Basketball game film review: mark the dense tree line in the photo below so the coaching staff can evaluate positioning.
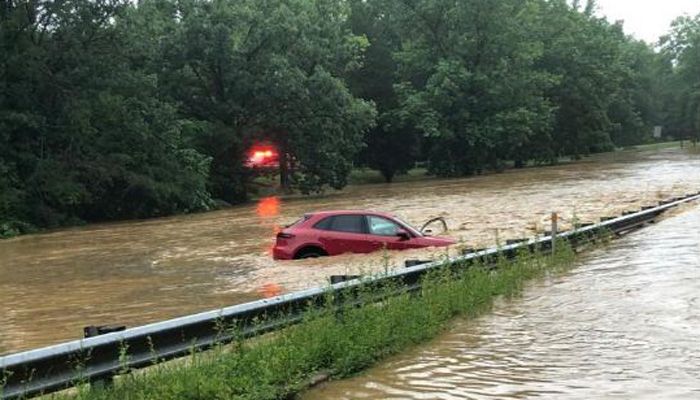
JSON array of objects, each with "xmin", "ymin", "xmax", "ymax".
[
  {"xmin": 1, "ymin": 0, "xmax": 698, "ymax": 236},
  {"xmin": 660, "ymin": 15, "xmax": 700, "ymax": 143}
]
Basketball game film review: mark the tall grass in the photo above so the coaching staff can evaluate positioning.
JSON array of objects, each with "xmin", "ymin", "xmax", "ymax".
[{"xmin": 51, "ymin": 245, "xmax": 576, "ymax": 400}]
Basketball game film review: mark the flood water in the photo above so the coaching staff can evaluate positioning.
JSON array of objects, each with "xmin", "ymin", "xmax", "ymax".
[
  {"xmin": 303, "ymin": 203, "xmax": 700, "ymax": 400},
  {"xmin": 1, "ymin": 147, "xmax": 700, "ymax": 354}
]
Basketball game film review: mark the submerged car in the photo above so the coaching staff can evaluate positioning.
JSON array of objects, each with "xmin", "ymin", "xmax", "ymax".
[{"xmin": 273, "ymin": 210, "xmax": 456, "ymax": 260}]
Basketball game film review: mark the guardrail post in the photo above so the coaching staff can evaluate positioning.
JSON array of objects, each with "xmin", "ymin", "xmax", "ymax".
[
  {"xmin": 551, "ymin": 212, "xmax": 558, "ymax": 255},
  {"xmin": 329, "ymin": 275, "xmax": 360, "ymax": 284},
  {"xmin": 83, "ymin": 325, "xmax": 126, "ymax": 389},
  {"xmin": 328, "ymin": 276, "xmax": 361, "ymax": 322},
  {"xmin": 404, "ymin": 260, "xmax": 430, "ymax": 268}
]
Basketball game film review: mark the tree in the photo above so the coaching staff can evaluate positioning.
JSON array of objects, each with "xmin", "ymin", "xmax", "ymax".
[
  {"xmin": 0, "ymin": 0, "xmax": 687, "ymax": 236},
  {"xmin": 607, "ymin": 39, "xmax": 660, "ymax": 146},
  {"xmin": 0, "ymin": 0, "xmax": 211, "ymax": 231},
  {"xmin": 150, "ymin": 0, "xmax": 375, "ymax": 196},
  {"xmin": 388, "ymin": 0, "xmax": 556, "ymax": 176},
  {"xmin": 660, "ymin": 14, "xmax": 700, "ymax": 142},
  {"xmin": 347, "ymin": 0, "xmax": 418, "ymax": 182},
  {"xmin": 535, "ymin": 1, "xmax": 621, "ymax": 156}
]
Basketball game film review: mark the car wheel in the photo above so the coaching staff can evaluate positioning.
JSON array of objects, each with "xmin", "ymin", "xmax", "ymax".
[
  {"xmin": 294, "ymin": 246, "xmax": 328, "ymax": 259},
  {"xmin": 298, "ymin": 251, "xmax": 322, "ymax": 259}
]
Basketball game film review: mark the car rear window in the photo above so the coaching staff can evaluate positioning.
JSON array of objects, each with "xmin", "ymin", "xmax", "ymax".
[
  {"xmin": 314, "ymin": 215, "xmax": 365, "ymax": 233},
  {"xmin": 287, "ymin": 214, "xmax": 312, "ymax": 228}
]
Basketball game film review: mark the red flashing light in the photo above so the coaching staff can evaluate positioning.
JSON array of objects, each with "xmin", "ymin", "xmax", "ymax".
[{"xmin": 246, "ymin": 145, "xmax": 279, "ymax": 168}]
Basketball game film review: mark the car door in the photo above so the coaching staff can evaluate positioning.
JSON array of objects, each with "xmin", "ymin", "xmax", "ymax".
[
  {"xmin": 366, "ymin": 215, "xmax": 419, "ymax": 250},
  {"xmin": 315, "ymin": 215, "xmax": 379, "ymax": 255}
]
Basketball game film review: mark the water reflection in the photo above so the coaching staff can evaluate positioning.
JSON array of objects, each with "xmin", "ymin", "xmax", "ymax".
[
  {"xmin": 256, "ymin": 196, "xmax": 280, "ymax": 218},
  {"xmin": 303, "ymin": 205, "xmax": 700, "ymax": 400},
  {"xmin": 256, "ymin": 196, "xmax": 282, "ymax": 256},
  {"xmin": 258, "ymin": 282, "xmax": 284, "ymax": 298},
  {"xmin": 1, "ymin": 148, "xmax": 700, "ymax": 354}
]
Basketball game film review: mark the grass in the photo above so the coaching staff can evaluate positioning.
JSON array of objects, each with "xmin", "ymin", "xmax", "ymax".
[
  {"xmin": 347, "ymin": 168, "xmax": 430, "ymax": 185},
  {"xmin": 45, "ymin": 243, "xmax": 578, "ymax": 400}
]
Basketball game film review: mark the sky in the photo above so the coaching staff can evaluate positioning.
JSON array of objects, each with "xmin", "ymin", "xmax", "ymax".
[{"xmin": 595, "ymin": 0, "xmax": 700, "ymax": 44}]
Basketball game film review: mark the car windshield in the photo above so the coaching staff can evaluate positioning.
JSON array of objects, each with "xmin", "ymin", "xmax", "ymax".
[
  {"xmin": 392, "ymin": 216, "xmax": 422, "ymax": 237},
  {"xmin": 368, "ymin": 216, "xmax": 400, "ymax": 236}
]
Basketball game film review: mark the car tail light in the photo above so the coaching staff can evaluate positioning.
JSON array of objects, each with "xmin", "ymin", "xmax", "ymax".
[{"xmin": 276, "ymin": 232, "xmax": 295, "ymax": 240}]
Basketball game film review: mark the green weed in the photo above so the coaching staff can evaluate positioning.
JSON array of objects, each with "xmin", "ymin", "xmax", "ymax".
[{"xmin": 49, "ymin": 245, "xmax": 576, "ymax": 400}]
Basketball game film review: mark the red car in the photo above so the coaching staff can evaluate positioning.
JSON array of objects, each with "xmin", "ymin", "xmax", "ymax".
[{"xmin": 273, "ymin": 210, "xmax": 456, "ymax": 260}]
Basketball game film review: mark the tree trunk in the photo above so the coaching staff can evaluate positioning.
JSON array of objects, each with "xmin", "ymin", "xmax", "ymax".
[
  {"xmin": 279, "ymin": 150, "xmax": 291, "ymax": 192},
  {"xmin": 380, "ymin": 168, "xmax": 395, "ymax": 183}
]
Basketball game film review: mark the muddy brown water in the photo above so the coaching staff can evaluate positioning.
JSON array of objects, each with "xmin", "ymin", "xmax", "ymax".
[
  {"xmin": 1, "ymin": 147, "xmax": 700, "ymax": 354},
  {"xmin": 302, "ymin": 202, "xmax": 700, "ymax": 400}
]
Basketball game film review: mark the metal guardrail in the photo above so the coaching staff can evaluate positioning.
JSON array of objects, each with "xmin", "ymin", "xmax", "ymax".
[{"xmin": 2, "ymin": 192, "xmax": 699, "ymax": 399}]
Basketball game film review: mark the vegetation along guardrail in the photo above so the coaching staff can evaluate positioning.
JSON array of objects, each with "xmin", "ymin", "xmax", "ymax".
[{"xmin": 2, "ymin": 191, "xmax": 700, "ymax": 399}]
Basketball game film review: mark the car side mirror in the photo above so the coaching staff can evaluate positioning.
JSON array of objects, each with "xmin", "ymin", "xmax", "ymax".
[{"xmin": 396, "ymin": 229, "xmax": 411, "ymax": 241}]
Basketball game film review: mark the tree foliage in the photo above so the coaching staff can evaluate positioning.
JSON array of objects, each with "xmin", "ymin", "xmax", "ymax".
[
  {"xmin": 0, "ymin": 0, "xmax": 374, "ymax": 234},
  {"xmin": 344, "ymin": 0, "xmax": 675, "ymax": 181},
  {"xmin": 0, "ymin": 0, "xmax": 212, "ymax": 235},
  {"xmin": 1, "ymin": 0, "xmax": 696, "ymax": 234},
  {"xmin": 660, "ymin": 14, "xmax": 700, "ymax": 141},
  {"xmin": 387, "ymin": 0, "xmax": 557, "ymax": 175}
]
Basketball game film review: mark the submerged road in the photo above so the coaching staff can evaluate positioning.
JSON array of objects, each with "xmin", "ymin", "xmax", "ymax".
[
  {"xmin": 1, "ymin": 147, "xmax": 700, "ymax": 354},
  {"xmin": 304, "ymin": 204, "xmax": 700, "ymax": 399}
]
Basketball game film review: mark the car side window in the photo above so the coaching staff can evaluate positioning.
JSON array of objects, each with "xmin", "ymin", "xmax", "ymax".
[
  {"xmin": 367, "ymin": 216, "xmax": 401, "ymax": 237},
  {"xmin": 331, "ymin": 215, "xmax": 365, "ymax": 233},
  {"xmin": 314, "ymin": 217, "xmax": 333, "ymax": 230},
  {"xmin": 314, "ymin": 215, "xmax": 365, "ymax": 234}
]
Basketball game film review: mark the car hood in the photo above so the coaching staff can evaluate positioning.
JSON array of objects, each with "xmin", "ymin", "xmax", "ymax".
[{"xmin": 420, "ymin": 235, "xmax": 456, "ymax": 245}]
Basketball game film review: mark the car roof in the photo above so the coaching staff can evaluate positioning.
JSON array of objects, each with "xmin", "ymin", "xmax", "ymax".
[{"xmin": 309, "ymin": 210, "xmax": 394, "ymax": 218}]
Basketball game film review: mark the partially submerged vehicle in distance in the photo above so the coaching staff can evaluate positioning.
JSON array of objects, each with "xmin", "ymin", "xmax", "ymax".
[{"xmin": 273, "ymin": 210, "xmax": 455, "ymax": 260}]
